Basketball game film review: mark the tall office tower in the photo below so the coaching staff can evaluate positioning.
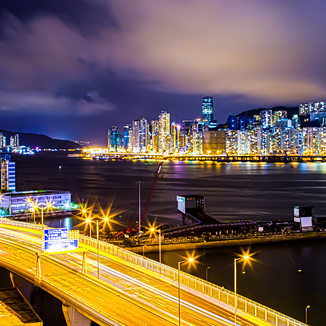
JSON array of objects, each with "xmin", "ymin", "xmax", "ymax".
[
  {"xmin": 123, "ymin": 124, "xmax": 131, "ymax": 150},
  {"xmin": 10, "ymin": 136, "xmax": 15, "ymax": 148},
  {"xmin": 14, "ymin": 134, "xmax": 19, "ymax": 148},
  {"xmin": 0, "ymin": 155, "xmax": 15, "ymax": 192},
  {"xmin": 108, "ymin": 126, "xmax": 121, "ymax": 152},
  {"xmin": 132, "ymin": 120, "xmax": 140, "ymax": 153},
  {"xmin": 202, "ymin": 96, "xmax": 214, "ymax": 125},
  {"xmin": 139, "ymin": 118, "xmax": 148, "ymax": 152},
  {"xmin": 260, "ymin": 110, "xmax": 272, "ymax": 129},
  {"xmin": 158, "ymin": 111, "xmax": 170, "ymax": 153}
]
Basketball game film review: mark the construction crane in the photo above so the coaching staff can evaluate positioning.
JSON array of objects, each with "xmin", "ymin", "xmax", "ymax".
[
  {"xmin": 140, "ymin": 161, "xmax": 163, "ymax": 225},
  {"xmin": 122, "ymin": 162, "xmax": 163, "ymax": 237}
]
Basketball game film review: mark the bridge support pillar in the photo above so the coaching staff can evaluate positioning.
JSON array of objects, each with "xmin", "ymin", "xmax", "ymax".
[
  {"xmin": 10, "ymin": 272, "xmax": 34, "ymax": 302},
  {"xmin": 62, "ymin": 304, "xmax": 92, "ymax": 326}
]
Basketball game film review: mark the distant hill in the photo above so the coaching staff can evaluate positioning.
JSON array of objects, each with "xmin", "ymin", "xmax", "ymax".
[
  {"xmin": 236, "ymin": 106, "xmax": 299, "ymax": 119},
  {"xmin": 0, "ymin": 130, "xmax": 81, "ymax": 149}
]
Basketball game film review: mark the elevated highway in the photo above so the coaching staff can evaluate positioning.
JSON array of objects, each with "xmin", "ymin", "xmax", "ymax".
[{"xmin": 0, "ymin": 218, "xmax": 305, "ymax": 326}]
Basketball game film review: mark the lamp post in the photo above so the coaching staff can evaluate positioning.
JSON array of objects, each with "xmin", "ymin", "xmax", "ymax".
[
  {"xmin": 158, "ymin": 228, "xmax": 162, "ymax": 264},
  {"xmin": 97, "ymin": 220, "xmax": 100, "ymax": 279},
  {"xmin": 86, "ymin": 216, "xmax": 92, "ymax": 238},
  {"xmin": 136, "ymin": 181, "xmax": 141, "ymax": 235},
  {"xmin": 41, "ymin": 206, "xmax": 44, "ymax": 228},
  {"xmin": 150, "ymin": 228, "xmax": 162, "ymax": 263},
  {"xmin": 33, "ymin": 204, "xmax": 37, "ymax": 224},
  {"xmin": 178, "ymin": 258, "xmax": 194, "ymax": 326},
  {"xmin": 206, "ymin": 266, "xmax": 210, "ymax": 281},
  {"xmin": 305, "ymin": 305, "xmax": 310, "ymax": 325},
  {"xmin": 234, "ymin": 255, "xmax": 250, "ymax": 326}
]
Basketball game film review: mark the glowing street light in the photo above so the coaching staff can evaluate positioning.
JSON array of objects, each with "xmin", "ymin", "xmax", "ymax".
[
  {"xmin": 86, "ymin": 216, "xmax": 92, "ymax": 238},
  {"xmin": 234, "ymin": 255, "xmax": 250, "ymax": 326},
  {"xmin": 178, "ymin": 257, "xmax": 195, "ymax": 326},
  {"xmin": 206, "ymin": 266, "xmax": 210, "ymax": 282},
  {"xmin": 306, "ymin": 305, "xmax": 310, "ymax": 325},
  {"xmin": 32, "ymin": 204, "xmax": 38, "ymax": 224},
  {"xmin": 149, "ymin": 227, "xmax": 162, "ymax": 263}
]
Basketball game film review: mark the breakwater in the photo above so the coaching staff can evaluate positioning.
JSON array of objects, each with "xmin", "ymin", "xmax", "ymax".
[{"xmin": 126, "ymin": 231, "xmax": 326, "ymax": 253}]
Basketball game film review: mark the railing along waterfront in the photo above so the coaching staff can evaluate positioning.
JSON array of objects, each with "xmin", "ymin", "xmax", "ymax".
[
  {"xmin": 80, "ymin": 235, "xmax": 305, "ymax": 326},
  {"xmin": 0, "ymin": 218, "xmax": 305, "ymax": 326}
]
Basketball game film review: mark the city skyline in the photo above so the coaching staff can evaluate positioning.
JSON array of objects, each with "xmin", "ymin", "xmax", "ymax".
[{"xmin": 1, "ymin": 1, "xmax": 326, "ymax": 146}]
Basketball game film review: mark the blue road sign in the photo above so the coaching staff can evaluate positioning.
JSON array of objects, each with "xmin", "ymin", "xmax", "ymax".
[{"xmin": 43, "ymin": 228, "xmax": 78, "ymax": 252}]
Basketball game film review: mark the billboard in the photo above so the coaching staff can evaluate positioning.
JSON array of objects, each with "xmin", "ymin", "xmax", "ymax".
[
  {"xmin": 43, "ymin": 228, "xmax": 79, "ymax": 252},
  {"xmin": 177, "ymin": 196, "xmax": 185, "ymax": 214}
]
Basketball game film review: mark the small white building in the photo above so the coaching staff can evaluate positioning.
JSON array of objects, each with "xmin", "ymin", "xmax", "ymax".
[
  {"xmin": 293, "ymin": 205, "xmax": 313, "ymax": 232},
  {"xmin": 0, "ymin": 190, "xmax": 71, "ymax": 215}
]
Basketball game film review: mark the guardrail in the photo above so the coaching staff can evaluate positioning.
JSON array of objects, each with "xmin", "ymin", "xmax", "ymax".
[
  {"xmin": 0, "ymin": 218, "xmax": 306, "ymax": 326},
  {"xmin": 79, "ymin": 235, "xmax": 305, "ymax": 326},
  {"xmin": 0, "ymin": 217, "xmax": 45, "ymax": 231}
]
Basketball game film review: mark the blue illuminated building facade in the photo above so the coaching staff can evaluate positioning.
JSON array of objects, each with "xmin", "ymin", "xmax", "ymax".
[
  {"xmin": 123, "ymin": 124, "xmax": 131, "ymax": 150},
  {"xmin": 108, "ymin": 126, "xmax": 121, "ymax": 152},
  {"xmin": 202, "ymin": 96, "xmax": 214, "ymax": 125}
]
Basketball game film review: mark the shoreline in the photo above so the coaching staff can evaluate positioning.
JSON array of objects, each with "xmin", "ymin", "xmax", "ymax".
[{"xmin": 125, "ymin": 231, "xmax": 326, "ymax": 253}]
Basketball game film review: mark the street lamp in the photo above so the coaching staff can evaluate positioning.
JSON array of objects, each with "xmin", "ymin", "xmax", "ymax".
[
  {"xmin": 206, "ymin": 266, "xmax": 210, "ymax": 281},
  {"xmin": 96, "ymin": 220, "xmax": 100, "ymax": 279},
  {"xmin": 178, "ymin": 257, "xmax": 195, "ymax": 326},
  {"xmin": 33, "ymin": 204, "xmax": 38, "ymax": 224},
  {"xmin": 305, "ymin": 305, "xmax": 310, "ymax": 325},
  {"xmin": 86, "ymin": 216, "xmax": 92, "ymax": 237},
  {"xmin": 234, "ymin": 255, "xmax": 250, "ymax": 326},
  {"xmin": 150, "ymin": 227, "xmax": 162, "ymax": 263}
]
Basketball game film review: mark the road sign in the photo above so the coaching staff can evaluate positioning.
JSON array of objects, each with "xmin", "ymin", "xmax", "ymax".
[{"xmin": 43, "ymin": 228, "xmax": 79, "ymax": 252}]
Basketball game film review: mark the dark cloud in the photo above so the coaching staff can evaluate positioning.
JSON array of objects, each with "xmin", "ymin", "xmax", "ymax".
[{"xmin": 0, "ymin": 0, "xmax": 118, "ymax": 37}]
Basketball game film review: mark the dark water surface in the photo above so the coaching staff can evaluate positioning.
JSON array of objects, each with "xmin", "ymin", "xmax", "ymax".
[{"xmin": 2, "ymin": 153, "xmax": 326, "ymax": 325}]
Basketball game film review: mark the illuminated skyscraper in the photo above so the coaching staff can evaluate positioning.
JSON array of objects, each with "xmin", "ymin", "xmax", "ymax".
[
  {"xmin": 139, "ymin": 118, "xmax": 148, "ymax": 152},
  {"xmin": 123, "ymin": 124, "xmax": 131, "ymax": 150},
  {"xmin": 202, "ymin": 96, "xmax": 214, "ymax": 125},
  {"xmin": 0, "ymin": 155, "xmax": 15, "ymax": 192},
  {"xmin": 0, "ymin": 133, "xmax": 5, "ymax": 148},
  {"xmin": 132, "ymin": 120, "xmax": 140, "ymax": 153},
  {"xmin": 108, "ymin": 126, "xmax": 120, "ymax": 152},
  {"xmin": 158, "ymin": 111, "xmax": 170, "ymax": 153}
]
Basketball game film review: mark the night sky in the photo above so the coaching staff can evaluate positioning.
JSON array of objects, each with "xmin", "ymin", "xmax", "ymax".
[{"xmin": 1, "ymin": 1, "xmax": 326, "ymax": 146}]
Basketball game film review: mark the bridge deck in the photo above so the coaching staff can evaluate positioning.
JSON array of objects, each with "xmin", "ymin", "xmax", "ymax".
[{"xmin": 0, "ymin": 220, "xmax": 306, "ymax": 326}]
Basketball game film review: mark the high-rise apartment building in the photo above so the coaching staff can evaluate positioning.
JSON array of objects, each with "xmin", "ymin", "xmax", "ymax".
[
  {"xmin": 202, "ymin": 96, "xmax": 214, "ymax": 125},
  {"xmin": 0, "ymin": 134, "xmax": 5, "ymax": 148},
  {"xmin": 0, "ymin": 155, "xmax": 15, "ymax": 192},
  {"xmin": 108, "ymin": 126, "xmax": 121, "ymax": 152},
  {"xmin": 10, "ymin": 136, "xmax": 15, "ymax": 148},
  {"xmin": 260, "ymin": 110, "xmax": 272, "ymax": 129},
  {"xmin": 123, "ymin": 124, "xmax": 131, "ymax": 150},
  {"xmin": 158, "ymin": 111, "xmax": 170, "ymax": 153},
  {"xmin": 132, "ymin": 120, "xmax": 140, "ymax": 153},
  {"xmin": 139, "ymin": 118, "xmax": 148, "ymax": 152}
]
